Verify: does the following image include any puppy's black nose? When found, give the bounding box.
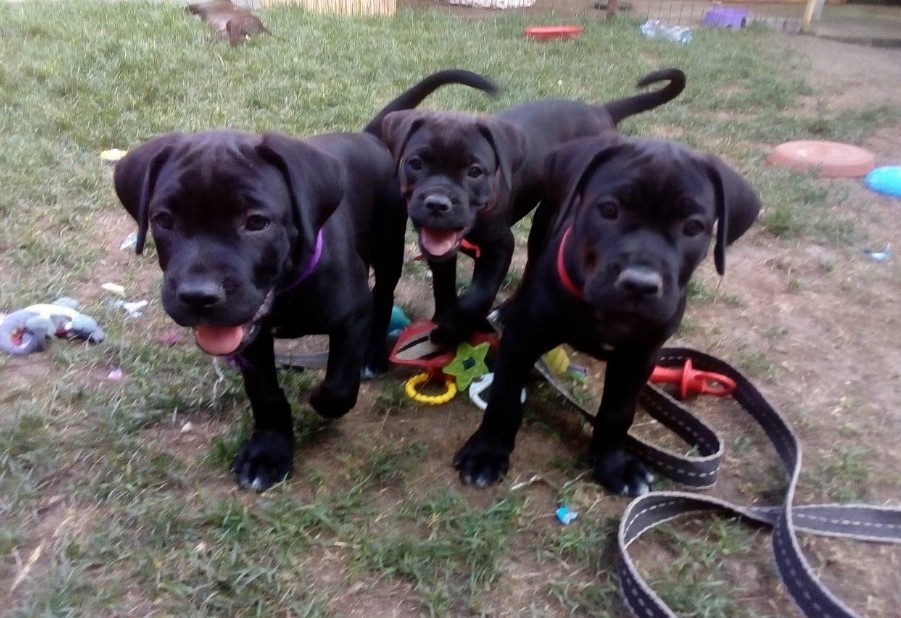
[616,268,663,297]
[423,195,452,214]
[177,281,225,308]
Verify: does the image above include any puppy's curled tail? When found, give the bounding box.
[362,69,498,139]
[604,68,686,126]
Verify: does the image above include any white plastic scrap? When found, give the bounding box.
[864,243,891,262]
[120,233,138,251]
[640,19,692,43]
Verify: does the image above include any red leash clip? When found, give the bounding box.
[650,359,736,399]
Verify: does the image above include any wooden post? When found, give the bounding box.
[801,0,826,33]
[606,0,619,20]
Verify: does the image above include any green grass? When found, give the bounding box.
[686,279,743,307]
[639,518,779,618]
[353,490,523,614]
[0,1,896,615]
[803,445,873,503]
[734,341,779,381]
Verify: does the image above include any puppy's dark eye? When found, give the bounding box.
[245,214,271,232]
[467,165,484,179]
[598,200,618,220]
[683,218,706,237]
[152,212,174,230]
[406,157,423,172]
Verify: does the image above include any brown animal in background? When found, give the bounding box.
[187,0,271,45]
[225,13,271,46]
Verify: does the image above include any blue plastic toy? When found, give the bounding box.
[865,166,901,198]
[387,305,412,341]
[555,505,579,525]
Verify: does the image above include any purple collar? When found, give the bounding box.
[280,230,323,294]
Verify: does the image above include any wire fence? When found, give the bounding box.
[237,0,811,33]
[404,0,810,32]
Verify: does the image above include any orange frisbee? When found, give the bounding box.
[524,26,584,41]
[767,140,875,178]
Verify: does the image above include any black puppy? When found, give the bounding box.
[453,133,761,496]
[114,70,496,491]
[381,69,685,347]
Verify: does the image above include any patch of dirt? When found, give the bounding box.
[2,495,101,609]
[787,36,901,112]
[326,579,422,617]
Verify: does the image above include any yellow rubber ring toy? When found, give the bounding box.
[405,372,457,405]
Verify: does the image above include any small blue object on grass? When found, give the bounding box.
[556,505,578,525]
[865,166,901,198]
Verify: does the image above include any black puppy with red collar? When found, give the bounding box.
[381,69,686,348]
[453,133,760,496]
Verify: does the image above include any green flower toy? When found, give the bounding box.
[443,341,491,392]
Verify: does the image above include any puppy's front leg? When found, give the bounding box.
[432,227,514,346]
[312,306,370,418]
[429,254,458,325]
[232,329,295,492]
[364,210,406,378]
[589,350,658,496]
[454,310,553,487]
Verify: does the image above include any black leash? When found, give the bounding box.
[617,347,901,617]
[272,329,901,614]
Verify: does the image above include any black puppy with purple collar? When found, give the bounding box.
[114,70,497,491]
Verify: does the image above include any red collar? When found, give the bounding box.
[556,226,584,300]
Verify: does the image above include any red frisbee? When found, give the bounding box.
[524,25,584,41]
[389,321,454,370]
[766,140,876,178]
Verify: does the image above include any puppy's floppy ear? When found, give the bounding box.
[542,132,628,232]
[381,110,428,163]
[255,132,345,256]
[702,155,761,276]
[476,118,526,192]
[113,133,182,255]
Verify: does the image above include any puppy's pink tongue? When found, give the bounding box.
[420,228,458,257]
[194,325,244,356]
